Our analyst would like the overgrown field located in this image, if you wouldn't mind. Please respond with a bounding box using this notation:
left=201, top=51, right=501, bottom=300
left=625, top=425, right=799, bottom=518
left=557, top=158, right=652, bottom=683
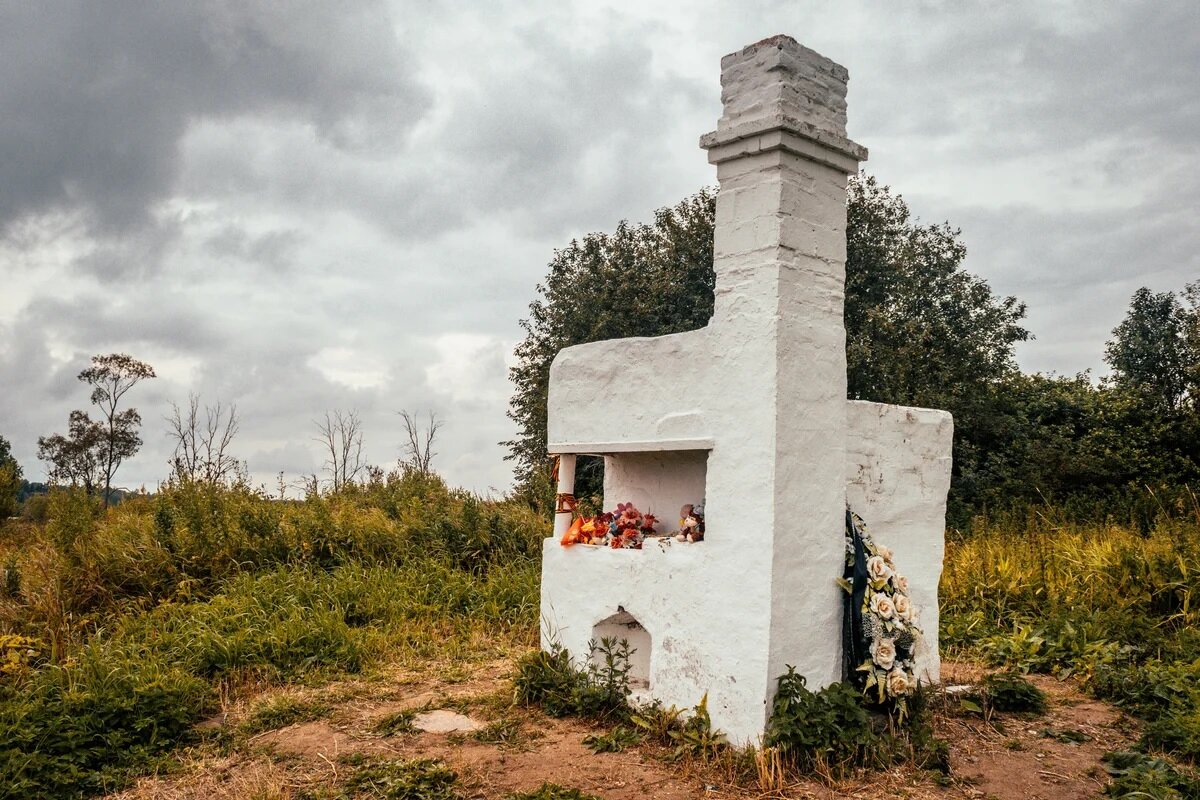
left=942, top=498, right=1200, bottom=794
left=5, top=478, right=1200, bottom=798
left=0, top=472, right=544, bottom=799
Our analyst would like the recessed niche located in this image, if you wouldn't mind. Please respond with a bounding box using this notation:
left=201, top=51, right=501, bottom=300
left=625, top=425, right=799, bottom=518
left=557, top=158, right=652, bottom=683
left=602, top=450, right=708, bottom=534
left=592, top=609, right=651, bottom=689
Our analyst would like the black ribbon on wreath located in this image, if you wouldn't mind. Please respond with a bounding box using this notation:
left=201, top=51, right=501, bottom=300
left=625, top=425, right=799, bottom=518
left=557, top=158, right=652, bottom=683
left=841, top=507, right=870, bottom=686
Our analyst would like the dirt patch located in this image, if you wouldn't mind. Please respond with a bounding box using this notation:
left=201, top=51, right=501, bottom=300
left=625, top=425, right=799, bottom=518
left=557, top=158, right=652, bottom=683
left=412, top=720, right=715, bottom=800
left=940, top=663, right=1125, bottom=799
left=110, top=659, right=1137, bottom=800
left=253, top=721, right=393, bottom=760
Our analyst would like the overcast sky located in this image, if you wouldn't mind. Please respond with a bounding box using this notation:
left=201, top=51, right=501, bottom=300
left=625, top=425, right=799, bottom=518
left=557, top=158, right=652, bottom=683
left=2, top=1, right=1197, bottom=494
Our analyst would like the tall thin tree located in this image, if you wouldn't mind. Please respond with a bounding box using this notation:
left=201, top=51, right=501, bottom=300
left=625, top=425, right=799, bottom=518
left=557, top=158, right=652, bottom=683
left=314, top=410, right=365, bottom=492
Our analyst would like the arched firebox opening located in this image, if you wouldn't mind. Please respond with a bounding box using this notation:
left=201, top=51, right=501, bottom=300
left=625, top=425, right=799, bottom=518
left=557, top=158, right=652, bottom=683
left=591, top=609, right=651, bottom=689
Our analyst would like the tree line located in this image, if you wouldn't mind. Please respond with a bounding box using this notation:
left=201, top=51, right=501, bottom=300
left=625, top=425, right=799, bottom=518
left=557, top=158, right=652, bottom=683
left=505, top=176, right=1200, bottom=529
left=3, top=175, right=1195, bottom=530
left=0, top=357, right=442, bottom=517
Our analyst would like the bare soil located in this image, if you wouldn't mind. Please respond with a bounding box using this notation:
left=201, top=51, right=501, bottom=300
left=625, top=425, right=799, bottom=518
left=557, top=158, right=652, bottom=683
left=109, top=659, right=1133, bottom=799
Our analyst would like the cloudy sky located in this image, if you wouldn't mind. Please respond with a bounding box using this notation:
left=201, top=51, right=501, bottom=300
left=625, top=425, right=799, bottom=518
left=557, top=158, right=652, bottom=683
left=1, top=1, right=1197, bottom=494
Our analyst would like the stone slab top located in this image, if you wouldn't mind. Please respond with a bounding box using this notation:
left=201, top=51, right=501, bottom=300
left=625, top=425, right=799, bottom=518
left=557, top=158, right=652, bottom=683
left=547, top=437, right=715, bottom=455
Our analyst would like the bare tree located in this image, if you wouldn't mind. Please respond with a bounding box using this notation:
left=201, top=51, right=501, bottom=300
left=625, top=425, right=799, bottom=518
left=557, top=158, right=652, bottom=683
left=167, top=394, right=241, bottom=485
left=314, top=410, right=365, bottom=492
left=399, top=409, right=441, bottom=473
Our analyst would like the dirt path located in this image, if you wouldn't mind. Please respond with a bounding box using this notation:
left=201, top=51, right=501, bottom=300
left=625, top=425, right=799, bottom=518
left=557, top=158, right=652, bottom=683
left=938, top=663, right=1129, bottom=800
left=110, top=660, right=1133, bottom=799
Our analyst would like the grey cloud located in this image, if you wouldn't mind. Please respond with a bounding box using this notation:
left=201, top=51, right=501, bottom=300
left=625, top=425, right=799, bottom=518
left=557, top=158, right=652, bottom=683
left=22, top=292, right=227, bottom=353
left=174, top=17, right=712, bottom=246
left=203, top=225, right=305, bottom=273
left=939, top=166, right=1200, bottom=374
left=848, top=3, right=1200, bottom=163
left=0, top=0, right=430, bottom=245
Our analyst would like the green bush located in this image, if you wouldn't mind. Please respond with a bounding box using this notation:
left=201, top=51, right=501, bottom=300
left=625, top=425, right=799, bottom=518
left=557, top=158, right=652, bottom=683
left=1103, top=750, right=1200, bottom=799
left=763, top=668, right=946, bottom=776
left=0, top=648, right=210, bottom=799
left=512, top=639, right=631, bottom=721
left=981, top=672, right=1047, bottom=714
left=583, top=725, right=643, bottom=753
left=338, top=756, right=459, bottom=800
left=765, top=668, right=875, bottom=770
left=21, top=493, right=49, bottom=523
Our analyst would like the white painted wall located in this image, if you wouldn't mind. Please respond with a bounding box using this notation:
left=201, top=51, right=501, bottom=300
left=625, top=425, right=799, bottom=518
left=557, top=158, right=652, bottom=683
left=541, top=36, right=952, bottom=745
left=845, top=401, right=954, bottom=683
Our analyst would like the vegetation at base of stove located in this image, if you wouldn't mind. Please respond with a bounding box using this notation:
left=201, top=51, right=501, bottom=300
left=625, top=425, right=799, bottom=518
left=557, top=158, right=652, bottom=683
left=763, top=667, right=950, bottom=779
left=513, top=638, right=634, bottom=722
left=514, top=636, right=951, bottom=785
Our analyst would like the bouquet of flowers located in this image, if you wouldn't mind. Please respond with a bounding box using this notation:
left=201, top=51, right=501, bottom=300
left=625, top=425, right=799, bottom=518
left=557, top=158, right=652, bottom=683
left=560, top=501, right=658, bottom=549
left=840, top=509, right=924, bottom=717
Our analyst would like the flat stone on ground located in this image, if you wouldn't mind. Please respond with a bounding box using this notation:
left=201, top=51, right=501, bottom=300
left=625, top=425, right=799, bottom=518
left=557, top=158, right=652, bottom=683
left=412, top=709, right=482, bottom=733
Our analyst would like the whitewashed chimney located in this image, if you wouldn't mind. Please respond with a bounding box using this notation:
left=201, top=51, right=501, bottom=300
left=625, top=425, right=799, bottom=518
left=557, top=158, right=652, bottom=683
left=540, top=35, right=951, bottom=744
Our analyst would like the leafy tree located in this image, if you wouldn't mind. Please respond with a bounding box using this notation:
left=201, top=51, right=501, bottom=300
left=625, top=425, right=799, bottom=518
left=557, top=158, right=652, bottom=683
left=38, top=409, right=104, bottom=494
left=506, top=189, right=715, bottom=494
left=845, top=176, right=1029, bottom=408
left=39, top=354, right=155, bottom=507
left=506, top=178, right=1030, bottom=510
left=0, top=434, right=21, bottom=519
left=1181, top=281, right=1200, bottom=408
left=1105, top=287, right=1189, bottom=411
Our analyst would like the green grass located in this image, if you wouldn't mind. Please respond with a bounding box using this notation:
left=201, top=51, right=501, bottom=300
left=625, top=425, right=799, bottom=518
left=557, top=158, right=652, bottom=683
left=337, top=755, right=459, bottom=799
left=238, top=694, right=331, bottom=735
left=374, top=709, right=417, bottom=736
left=472, top=717, right=532, bottom=749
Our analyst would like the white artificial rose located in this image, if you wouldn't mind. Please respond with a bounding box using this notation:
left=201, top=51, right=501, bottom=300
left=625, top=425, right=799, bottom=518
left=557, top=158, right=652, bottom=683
left=876, top=544, right=894, bottom=564
left=866, top=555, right=893, bottom=582
left=887, top=668, right=912, bottom=696
left=896, top=574, right=909, bottom=593
left=869, top=592, right=895, bottom=619
left=893, top=593, right=912, bottom=621
left=870, top=638, right=897, bottom=670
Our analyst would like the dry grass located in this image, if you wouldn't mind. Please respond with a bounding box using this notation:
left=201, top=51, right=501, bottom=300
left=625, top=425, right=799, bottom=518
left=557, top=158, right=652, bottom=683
left=111, top=756, right=300, bottom=800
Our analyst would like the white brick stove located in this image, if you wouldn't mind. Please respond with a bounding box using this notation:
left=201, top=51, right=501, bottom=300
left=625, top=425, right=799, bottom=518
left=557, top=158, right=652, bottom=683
left=539, top=35, right=953, bottom=745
